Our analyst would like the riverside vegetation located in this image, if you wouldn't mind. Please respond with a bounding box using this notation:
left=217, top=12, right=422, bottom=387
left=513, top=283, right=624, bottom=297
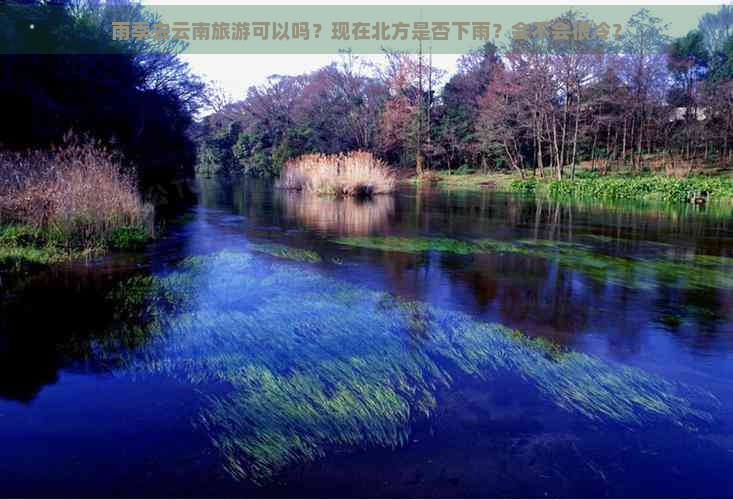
left=0, top=141, right=154, bottom=271
left=276, top=151, right=396, bottom=197
left=197, top=7, right=733, bottom=201
left=0, top=1, right=206, bottom=275
left=507, top=170, right=733, bottom=204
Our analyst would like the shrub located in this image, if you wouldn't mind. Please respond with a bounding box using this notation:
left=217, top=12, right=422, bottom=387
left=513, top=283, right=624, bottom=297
left=109, top=226, right=150, bottom=251
left=277, top=151, right=396, bottom=196
left=547, top=175, right=733, bottom=203
left=509, top=178, right=539, bottom=195
left=0, top=139, right=154, bottom=252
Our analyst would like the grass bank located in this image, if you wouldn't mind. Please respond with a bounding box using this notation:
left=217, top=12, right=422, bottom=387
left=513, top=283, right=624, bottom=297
left=0, top=141, right=154, bottom=273
left=406, top=168, right=518, bottom=191
left=509, top=172, right=733, bottom=204
left=405, top=166, right=733, bottom=205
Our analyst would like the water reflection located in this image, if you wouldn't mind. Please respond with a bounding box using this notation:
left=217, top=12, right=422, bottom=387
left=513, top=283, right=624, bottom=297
left=279, top=190, right=395, bottom=236
left=196, top=177, right=733, bottom=363
left=0, top=258, right=146, bottom=402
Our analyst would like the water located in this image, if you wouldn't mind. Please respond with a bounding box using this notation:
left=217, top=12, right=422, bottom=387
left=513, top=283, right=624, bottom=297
left=2, top=176, right=733, bottom=498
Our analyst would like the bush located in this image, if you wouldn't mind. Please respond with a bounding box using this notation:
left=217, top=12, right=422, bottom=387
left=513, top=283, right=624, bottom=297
left=547, top=175, right=733, bottom=203
left=509, top=178, right=539, bottom=195
left=109, top=226, right=150, bottom=251
left=277, top=151, right=396, bottom=196
left=0, top=139, right=154, bottom=252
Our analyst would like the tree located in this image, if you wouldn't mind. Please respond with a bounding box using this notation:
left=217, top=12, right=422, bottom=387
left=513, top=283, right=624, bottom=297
left=0, top=1, right=206, bottom=187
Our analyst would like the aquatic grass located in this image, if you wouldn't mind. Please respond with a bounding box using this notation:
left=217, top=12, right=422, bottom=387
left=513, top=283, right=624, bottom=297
left=249, top=242, right=322, bottom=263
left=108, top=226, right=149, bottom=251
left=0, top=243, right=65, bottom=269
left=334, top=235, right=733, bottom=291
left=334, top=235, right=523, bottom=256
left=546, top=174, right=733, bottom=204
left=0, top=224, right=84, bottom=274
left=99, top=251, right=719, bottom=483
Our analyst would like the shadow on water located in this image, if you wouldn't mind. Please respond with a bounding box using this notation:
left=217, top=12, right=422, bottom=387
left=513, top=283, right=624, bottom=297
left=1, top=176, right=733, bottom=497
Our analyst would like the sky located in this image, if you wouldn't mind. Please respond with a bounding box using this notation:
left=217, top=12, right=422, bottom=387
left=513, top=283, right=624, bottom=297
left=164, top=0, right=726, bottom=103
left=181, top=53, right=462, bottom=103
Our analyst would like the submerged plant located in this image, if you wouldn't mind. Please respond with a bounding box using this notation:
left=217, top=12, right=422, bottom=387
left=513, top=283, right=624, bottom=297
left=334, top=235, right=733, bottom=291
left=249, top=242, right=322, bottom=263
left=101, top=250, right=719, bottom=483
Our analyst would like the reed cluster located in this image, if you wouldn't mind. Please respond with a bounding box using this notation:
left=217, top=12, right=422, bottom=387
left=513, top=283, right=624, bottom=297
left=277, top=151, right=396, bottom=196
left=0, top=140, right=153, bottom=252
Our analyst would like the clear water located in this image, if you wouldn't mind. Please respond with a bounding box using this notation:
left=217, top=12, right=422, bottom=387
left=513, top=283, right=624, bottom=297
left=1, top=176, right=733, bottom=498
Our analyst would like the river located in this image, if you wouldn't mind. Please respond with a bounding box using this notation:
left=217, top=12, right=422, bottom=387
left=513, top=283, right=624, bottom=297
left=1, top=176, right=733, bottom=497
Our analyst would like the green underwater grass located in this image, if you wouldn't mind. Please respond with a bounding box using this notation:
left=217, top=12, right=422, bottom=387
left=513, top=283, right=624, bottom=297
left=98, top=250, right=719, bottom=484
left=334, top=235, right=733, bottom=290
left=249, top=242, right=322, bottom=263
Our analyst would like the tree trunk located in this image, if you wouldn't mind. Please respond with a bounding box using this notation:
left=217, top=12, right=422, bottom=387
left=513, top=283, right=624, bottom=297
left=570, top=90, right=581, bottom=180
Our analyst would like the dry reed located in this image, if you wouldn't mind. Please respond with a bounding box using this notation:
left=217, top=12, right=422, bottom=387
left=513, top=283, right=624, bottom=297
left=277, top=151, right=396, bottom=196
left=0, top=139, right=153, bottom=250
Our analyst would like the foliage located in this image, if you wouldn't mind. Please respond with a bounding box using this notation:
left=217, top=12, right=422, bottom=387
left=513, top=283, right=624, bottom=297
left=109, top=226, right=150, bottom=251
left=0, top=227, right=66, bottom=271
left=509, top=178, right=539, bottom=195
left=195, top=61, right=390, bottom=176
left=547, top=174, right=733, bottom=203
left=0, top=1, right=205, bottom=187
left=194, top=5, right=733, bottom=184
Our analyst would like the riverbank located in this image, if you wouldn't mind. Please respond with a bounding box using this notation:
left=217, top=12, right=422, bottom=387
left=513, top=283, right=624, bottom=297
left=406, top=168, right=733, bottom=204
left=0, top=142, right=153, bottom=276
left=406, top=170, right=519, bottom=191
left=515, top=172, right=733, bottom=204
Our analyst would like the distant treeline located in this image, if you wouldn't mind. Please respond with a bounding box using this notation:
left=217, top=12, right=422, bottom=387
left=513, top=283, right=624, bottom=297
left=0, top=1, right=206, bottom=188
left=197, top=7, right=733, bottom=180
